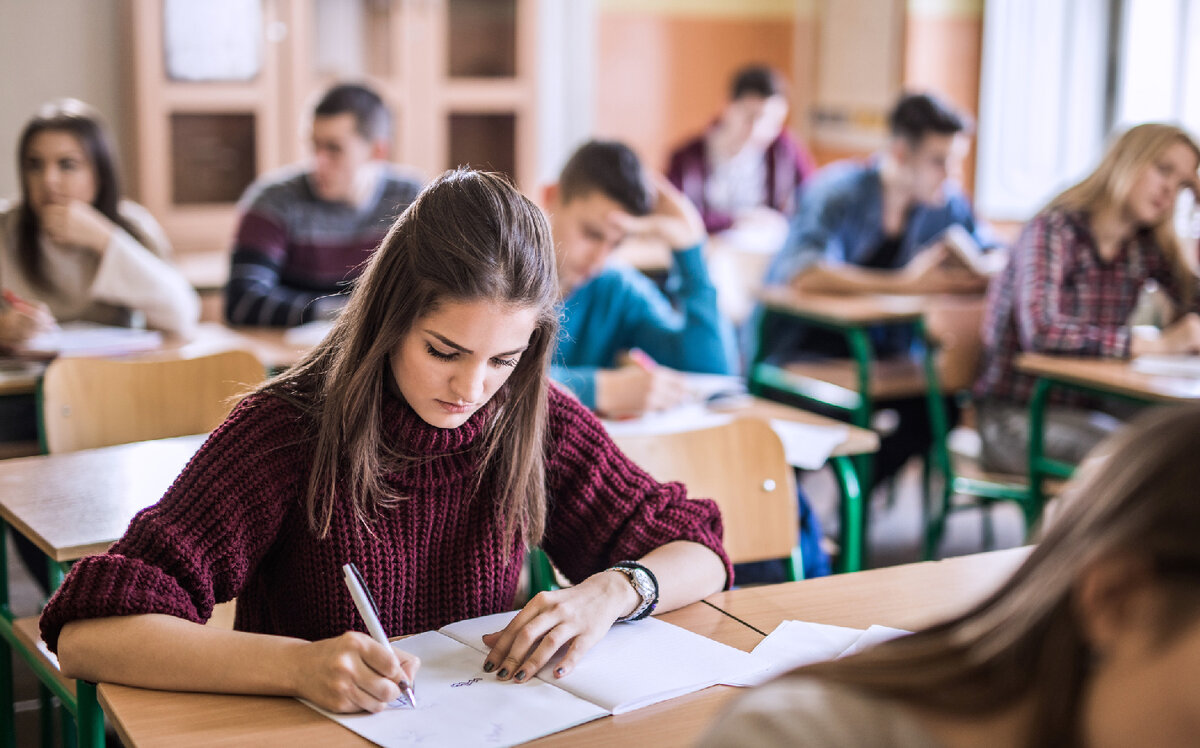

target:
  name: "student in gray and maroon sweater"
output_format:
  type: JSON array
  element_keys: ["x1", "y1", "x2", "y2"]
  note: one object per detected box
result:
[
  {"x1": 224, "y1": 82, "x2": 422, "y2": 327},
  {"x1": 42, "y1": 168, "x2": 731, "y2": 715}
]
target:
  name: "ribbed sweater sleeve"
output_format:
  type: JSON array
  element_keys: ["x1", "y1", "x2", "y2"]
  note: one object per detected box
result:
[
  {"x1": 540, "y1": 386, "x2": 733, "y2": 588},
  {"x1": 40, "y1": 394, "x2": 305, "y2": 652}
]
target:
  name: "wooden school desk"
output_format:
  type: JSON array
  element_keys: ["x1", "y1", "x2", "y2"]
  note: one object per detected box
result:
[
  {"x1": 708, "y1": 546, "x2": 1030, "y2": 634},
  {"x1": 749, "y1": 287, "x2": 930, "y2": 494},
  {"x1": 94, "y1": 548, "x2": 1030, "y2": 747},
  {"x1": 1015, "y1": 353, "x2": 1200, "y2": 515},
  {"x1": 0, "y1": 434, "x2": 207, "y2": 748},
  {"x1": 96, "y1": 599, "x2": 756, "y2": 748},
  {"x1": 0, "y1": 322, "x2": 315, "y2": 401},
  {"x1": 607, "y1": 394, "x2": 879, "y2": 574}
]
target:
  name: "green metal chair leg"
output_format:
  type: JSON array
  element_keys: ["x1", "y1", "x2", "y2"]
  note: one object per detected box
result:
[
  {"x1": 783, "y1": 545, "x2": 805, "y2": 582},
  {"x1": 830, "y1": 455, "x2": 864, "y2": 573}
]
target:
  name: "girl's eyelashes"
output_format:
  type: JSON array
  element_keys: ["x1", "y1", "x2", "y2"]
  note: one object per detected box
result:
[
  {"x1": 425, "y1": 343, "x2": 457, "y2": 361},
  {"x1": 425, "y1": 342, "x2": 519, "y2": 368}
]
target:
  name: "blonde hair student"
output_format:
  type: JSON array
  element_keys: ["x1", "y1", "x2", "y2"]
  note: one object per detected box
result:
[
  {"x1": 0, "y1": 99, "x2": 199, "y2": 347},
  {"x1": 973, "y1": 123, "x2": 1200, "y2": 474},
  {"x1": 701, "y1": 404, "x2": 1200, "y2": 748},
  {"x1": 40, "y1": 169, "x2": 730, "y2": 714}
]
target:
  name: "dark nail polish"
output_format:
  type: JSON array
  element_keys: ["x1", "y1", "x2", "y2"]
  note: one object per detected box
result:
[
  {"x1": 497, "y1": 668, "x2": 509, "y2": 679},
  {"x1": 555, "y1": 667, "x2": 565, "y2": 677},
  {"x1": 515, "y1": 670, "x2": 526, "y2": 682},
  {"x1": 483, "y1": 662, "x2": 495, "y2": 673}
]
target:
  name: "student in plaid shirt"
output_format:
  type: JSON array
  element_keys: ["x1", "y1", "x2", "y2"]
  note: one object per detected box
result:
[{"x1": 974, "y1": 123, "x2": 1200, "y2": 473}]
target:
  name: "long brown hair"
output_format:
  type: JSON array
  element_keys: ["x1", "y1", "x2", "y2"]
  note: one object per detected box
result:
[
  {"x1": 15, "y1": 99, "x2": 144, "y2": 291},
  {"x1": 1048, "y1": 122, "x2": 1200, "y2": 306},
  {"x1": 260, "y1": 168, "x2": 559, "y2": 544},
  {"x1": 792, "y1": 405, "x2": 1200, "y2": 747}
]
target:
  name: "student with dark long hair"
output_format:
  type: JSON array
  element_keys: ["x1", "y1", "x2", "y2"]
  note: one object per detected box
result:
[
  {"x1": 40, "y1": 169, "x2": 730, "y2": 714},
  {"x1": 0, "y1": 99, "x2": 199, "y2": 346},
  {"x1": 702, "y1": 404, "x2": 1200, "y2": 748}
]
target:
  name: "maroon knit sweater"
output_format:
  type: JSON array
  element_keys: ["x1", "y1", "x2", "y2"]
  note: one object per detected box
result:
[{"x1": 40, "y1": 385, "x2": 731, "y2": 652}]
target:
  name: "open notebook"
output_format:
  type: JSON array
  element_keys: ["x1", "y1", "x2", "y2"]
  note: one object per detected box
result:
[{"x1": 305, "y1": 610, "x2": 764, "y2": 748}]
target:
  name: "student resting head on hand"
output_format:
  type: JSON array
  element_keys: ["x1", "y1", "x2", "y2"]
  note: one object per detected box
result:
[
  {"x1": 701, "y1": 404, "x2": 1200, "y2": 748},
  {"x1": 41, "y1": 168, "x2": 730, "y2": 715},
  {"x1": 0, "y1": 98, "x2": 199, "y2": 349}
]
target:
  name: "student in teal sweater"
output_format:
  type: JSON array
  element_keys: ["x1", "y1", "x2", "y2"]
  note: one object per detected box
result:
[
  {"x1": 543, "y1": 141, "x2": 830, "y2": 578},
  {"x1": 543, "y1": 140, "x2": 737, "y2": 418}
]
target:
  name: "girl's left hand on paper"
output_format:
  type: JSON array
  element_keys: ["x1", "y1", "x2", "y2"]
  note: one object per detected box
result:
[
  {"x1": 481, "y1": 569, "x2": 639, "y2": 682},
  {"x1": 40, "y1": 199, "x2": 115, "y2": 254},
  {"x1": 291, "y1": 631, "x2": 421, "y2": 714},
  {"x1": 0, "y1": 295, "x2": 57, "y2": 348}
]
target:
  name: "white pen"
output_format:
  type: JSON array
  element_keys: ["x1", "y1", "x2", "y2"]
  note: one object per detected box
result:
[{"x1": 342, "y1": 562, "x2": 418, "y2": 708}]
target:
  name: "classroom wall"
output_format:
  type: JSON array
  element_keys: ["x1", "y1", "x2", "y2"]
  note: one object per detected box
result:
[
  {"x1": 593, "y1": 0, "x2": 801, "y2": 176},
  {"x1": 0, "y1": 0, "x2": 130, "y2": 200},
  {"x1": 904, "y1": 0, "x2": 984, "y2": 201}
]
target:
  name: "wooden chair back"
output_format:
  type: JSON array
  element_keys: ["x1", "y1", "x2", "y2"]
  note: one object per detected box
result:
[
  {"x1": 40, "y1": 349, "x2": 266, "y2": 454},
  {"x1": 611, "y1": 418, "x2": 798, "y2": 565}
]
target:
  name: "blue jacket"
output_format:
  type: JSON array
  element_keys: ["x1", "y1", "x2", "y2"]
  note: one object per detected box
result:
[
  {"x1": 551, "y1": 245, "x2": 737, "y2": 408},
  {"x1": 758, "y1": 159, "x2": 994, "y2": 360}
]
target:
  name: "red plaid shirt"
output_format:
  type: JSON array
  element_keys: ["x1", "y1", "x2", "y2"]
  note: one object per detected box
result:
[{"x1": 974, "y1": 209, "x2": 1193, "y2": 407}]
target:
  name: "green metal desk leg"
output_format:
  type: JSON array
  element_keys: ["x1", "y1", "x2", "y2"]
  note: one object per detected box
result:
[
  {"x1": 830, "y1": 455, "x2": 864, "y2": 573},
  {"x1": 843, "y1": 327, "x2": 876, "y2": 496},
  {"x1": 76, "y1": 681, "x2": 104, "y2": 748},
  {"x1": 1027, "y1": 377, "x2": 1053, "y2": 534}
]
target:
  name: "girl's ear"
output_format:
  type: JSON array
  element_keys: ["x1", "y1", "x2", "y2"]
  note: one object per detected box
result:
[{"x1": 1072, "y1": 555, "x2": 1157, "y2": 656}]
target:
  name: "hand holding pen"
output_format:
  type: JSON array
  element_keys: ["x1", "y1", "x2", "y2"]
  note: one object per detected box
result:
[
  {"x1": 0, "y1": 289, "x2": 57, "y2": 348},
  {"x1": 343, "y1": 563, "x2": 419, "y2": 709},
  {"x1": 595, "y1": 348, "x2": 688, "y2": 418}
]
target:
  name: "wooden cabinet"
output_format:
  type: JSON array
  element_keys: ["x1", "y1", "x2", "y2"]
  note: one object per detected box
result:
[{"x1": 126, "y1": 0, "x2": 540, "y2": 256}]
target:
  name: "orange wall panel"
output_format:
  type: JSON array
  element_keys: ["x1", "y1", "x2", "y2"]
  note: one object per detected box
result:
[{"x1": 595, "y1": 12, "x2": 797, "y2": 172}]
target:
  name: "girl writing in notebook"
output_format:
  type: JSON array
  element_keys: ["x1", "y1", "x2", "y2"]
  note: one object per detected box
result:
[
  {"x1": 973, "y1": 123, "x2": 1200, "y2": 473},
  {"x1": 40, "y1": 169, "x2": 730, "y2": 714},
  {"x1": 702, "y1": 404, "x2": 1200, "y2": 747},
  {"x1": 0, "y1": 99, "x2": 199, "y2": 348}
]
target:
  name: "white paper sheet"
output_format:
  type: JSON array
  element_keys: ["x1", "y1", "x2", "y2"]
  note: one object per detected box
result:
[
  {"x1": 837, "y1": 624, "x2": 910, "y2": 657},
  {"x1": 440, "y1": 611, "x2": 765, "y2": 714},
  {"x1": 766, "y1": 419, "x2": 849, "y2": 470},
  {"x1": 306, "y1": 631, "x2": 607, "y2": 748},
  {"x1": 1132, "y1": 354, "x2": 1200, "y2": 378},
  {"x1": 20, "y1": 322, "x2": 163, "y2": 358}
]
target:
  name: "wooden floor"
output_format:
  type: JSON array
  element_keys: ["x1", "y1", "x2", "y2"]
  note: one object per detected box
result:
[{"x1": 6, "y1": 457, "x2": 1024, "y2": 747}]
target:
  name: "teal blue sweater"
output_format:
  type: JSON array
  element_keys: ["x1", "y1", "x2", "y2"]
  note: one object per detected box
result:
[{"x1": 551, "y1": 245, "x2": 737, "y2": 407}]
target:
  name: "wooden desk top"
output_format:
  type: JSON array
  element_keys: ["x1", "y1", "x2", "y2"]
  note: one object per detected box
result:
[
  {"x1": 1016, "y1": 353, "x2": 1200, "y2": 403},
  {"x1": 757, "y1": 286, "x2": 928, "y2": 326},
  {"x1": 96, "y1": 550, "x2": 1030, "y2": 747},
  {"x1": 98, "y1": 600, "x2": 757, "y2": 748},
  {"x1": 727, "y1": 397, "x2": 879, "y2": 457},
  {"x1": 0, "y1": 323, "x2": 312, "y2": 398},
  {"x1": 710, "y1": 547, "x2": 1030, "y2": 633},
  {"x1": 0, "y1": 434, "x2": 204, "y2": 561}
]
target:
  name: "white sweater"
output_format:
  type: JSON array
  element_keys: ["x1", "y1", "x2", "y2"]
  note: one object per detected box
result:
[{"x1": 0, "y1": 199, "x2": 200, "y2": 336}]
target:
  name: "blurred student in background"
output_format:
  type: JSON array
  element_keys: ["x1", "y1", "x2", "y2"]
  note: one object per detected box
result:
[
  {"x1": 224, "y1": 83, "x2": 421, "y2": 327},
  {"x1": 973, "y1": 122, "x2": 1200, "y2": 473},
  {"x1": 0, "y1": 98, "x2": 198, "y2": 348}
]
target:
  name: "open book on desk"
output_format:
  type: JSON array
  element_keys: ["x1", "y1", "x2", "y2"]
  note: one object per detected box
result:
[{"x1": 306, "y1": 610, "x2": 764, "y2": 748}]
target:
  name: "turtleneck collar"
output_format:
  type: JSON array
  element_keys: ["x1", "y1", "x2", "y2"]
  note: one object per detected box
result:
[{"x1": 379, "y1": 369, "x2": 492, "y2": 458}]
